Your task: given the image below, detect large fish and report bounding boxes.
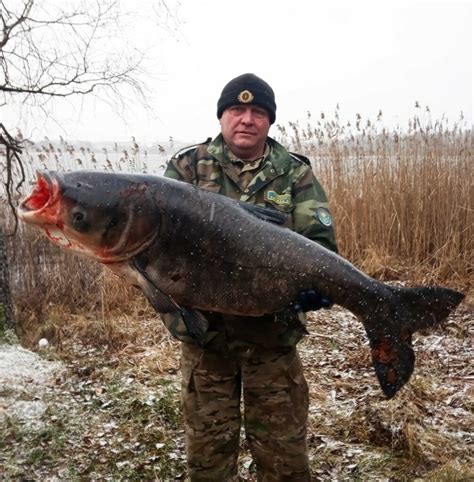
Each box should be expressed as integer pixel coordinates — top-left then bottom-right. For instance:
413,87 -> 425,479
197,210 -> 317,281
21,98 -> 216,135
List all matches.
18,170 -> 464,398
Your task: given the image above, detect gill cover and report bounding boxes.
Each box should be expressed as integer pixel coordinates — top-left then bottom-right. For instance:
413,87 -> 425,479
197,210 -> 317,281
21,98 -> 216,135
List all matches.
20,170 -> 162,262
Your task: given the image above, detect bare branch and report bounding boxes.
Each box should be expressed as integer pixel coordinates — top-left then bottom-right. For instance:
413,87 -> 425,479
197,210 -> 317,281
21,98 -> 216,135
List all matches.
0,122 -> 25,236
0,0 -> 177,112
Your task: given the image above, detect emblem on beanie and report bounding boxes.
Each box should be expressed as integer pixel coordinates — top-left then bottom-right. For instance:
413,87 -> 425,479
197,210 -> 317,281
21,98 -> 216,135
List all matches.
237,90 -> 254,103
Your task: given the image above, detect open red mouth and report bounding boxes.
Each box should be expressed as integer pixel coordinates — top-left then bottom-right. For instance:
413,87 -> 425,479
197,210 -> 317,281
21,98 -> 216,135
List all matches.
23,174 -> 52,211
18,172 -> 62,226
18,172 -> 71,247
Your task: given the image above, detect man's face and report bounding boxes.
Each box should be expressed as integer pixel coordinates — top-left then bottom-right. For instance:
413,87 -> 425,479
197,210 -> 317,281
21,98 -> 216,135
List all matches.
220,105 -> 271,159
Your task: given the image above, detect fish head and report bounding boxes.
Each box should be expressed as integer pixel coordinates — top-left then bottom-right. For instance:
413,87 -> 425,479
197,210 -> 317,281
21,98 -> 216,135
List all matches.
18,170 -> 161,263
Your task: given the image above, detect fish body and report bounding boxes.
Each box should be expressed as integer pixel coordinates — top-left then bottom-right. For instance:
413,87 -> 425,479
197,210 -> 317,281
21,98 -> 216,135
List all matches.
18,170 -> 464,398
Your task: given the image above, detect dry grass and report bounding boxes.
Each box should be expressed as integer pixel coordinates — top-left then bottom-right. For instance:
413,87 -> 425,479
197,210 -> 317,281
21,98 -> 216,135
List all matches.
1,301 -> 471,480
300,304 -> 473,480
277,108 -> 472,290
0,111 -> 472,478
1,110 -> 471,344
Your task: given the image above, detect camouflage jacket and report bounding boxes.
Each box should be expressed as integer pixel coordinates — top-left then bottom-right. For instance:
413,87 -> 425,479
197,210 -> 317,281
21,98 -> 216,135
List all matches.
161,134 -> 338,348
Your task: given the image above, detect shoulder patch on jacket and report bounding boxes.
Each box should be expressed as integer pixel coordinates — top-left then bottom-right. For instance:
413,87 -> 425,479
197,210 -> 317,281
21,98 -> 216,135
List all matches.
174,138 -> 212,158
289,152 -> 311,166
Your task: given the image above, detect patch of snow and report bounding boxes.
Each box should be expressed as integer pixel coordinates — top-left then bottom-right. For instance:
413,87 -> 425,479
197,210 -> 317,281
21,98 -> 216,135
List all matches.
0,344 -> 63,430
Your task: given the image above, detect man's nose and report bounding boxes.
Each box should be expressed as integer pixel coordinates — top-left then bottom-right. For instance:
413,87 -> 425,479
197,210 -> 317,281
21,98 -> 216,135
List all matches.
240,108 -> 255,123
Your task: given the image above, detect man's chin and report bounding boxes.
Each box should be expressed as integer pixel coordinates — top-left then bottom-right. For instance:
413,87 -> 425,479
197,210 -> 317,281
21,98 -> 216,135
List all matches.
233,135 -> 257,147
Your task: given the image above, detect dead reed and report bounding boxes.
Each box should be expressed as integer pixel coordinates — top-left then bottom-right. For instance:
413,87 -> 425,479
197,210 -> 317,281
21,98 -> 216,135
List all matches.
277,107 -> 472,289
1,109 -> 472,341
1,114 -> 472,480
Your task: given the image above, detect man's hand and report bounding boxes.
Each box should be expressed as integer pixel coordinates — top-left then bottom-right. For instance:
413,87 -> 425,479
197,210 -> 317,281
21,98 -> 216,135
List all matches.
274,289 -> 332,327
292,289 -> 332,313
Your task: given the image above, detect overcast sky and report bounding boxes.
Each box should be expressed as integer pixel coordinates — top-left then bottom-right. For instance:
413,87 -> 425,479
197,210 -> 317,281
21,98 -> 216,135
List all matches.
5,0 -> 473,144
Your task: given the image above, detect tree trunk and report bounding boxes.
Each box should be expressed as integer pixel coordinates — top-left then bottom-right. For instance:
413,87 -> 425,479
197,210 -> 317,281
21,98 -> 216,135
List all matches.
0,233 -> 15,333
0,124 -> 21,335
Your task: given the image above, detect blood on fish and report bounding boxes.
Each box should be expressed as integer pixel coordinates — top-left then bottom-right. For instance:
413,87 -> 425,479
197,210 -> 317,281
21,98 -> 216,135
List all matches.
386,368 -> 398,385
371,337 -> 398,364
24,176 -> 50,210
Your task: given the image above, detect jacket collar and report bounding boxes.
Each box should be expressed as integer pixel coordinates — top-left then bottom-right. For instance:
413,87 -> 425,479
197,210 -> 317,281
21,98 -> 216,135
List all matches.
208,134 -> 293,174
207,134 -> 294,201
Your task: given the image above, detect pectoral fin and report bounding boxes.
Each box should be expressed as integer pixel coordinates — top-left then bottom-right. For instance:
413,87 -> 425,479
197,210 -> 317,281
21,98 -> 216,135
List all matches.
131,256 -> 208,344
180,308 -> 209,344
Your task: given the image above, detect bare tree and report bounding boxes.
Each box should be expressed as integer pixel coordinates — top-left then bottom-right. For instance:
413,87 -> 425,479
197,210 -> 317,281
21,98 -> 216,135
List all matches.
0,124 -> 23,333
0,0 -> 181,110
0,0 -> 180,334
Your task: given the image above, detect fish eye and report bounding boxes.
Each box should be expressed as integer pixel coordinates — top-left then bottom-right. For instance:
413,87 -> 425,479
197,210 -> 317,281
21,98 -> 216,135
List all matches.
71,207 -> 88,230
73,211 -> 85,223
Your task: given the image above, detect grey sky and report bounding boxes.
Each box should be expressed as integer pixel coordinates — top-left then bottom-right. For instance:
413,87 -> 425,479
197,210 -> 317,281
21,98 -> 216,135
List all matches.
5,0 -> 473,144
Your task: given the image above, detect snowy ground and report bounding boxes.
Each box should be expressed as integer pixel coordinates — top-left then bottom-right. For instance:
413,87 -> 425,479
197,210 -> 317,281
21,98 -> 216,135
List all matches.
0,344 -> 63,431
1,301 -> 472,480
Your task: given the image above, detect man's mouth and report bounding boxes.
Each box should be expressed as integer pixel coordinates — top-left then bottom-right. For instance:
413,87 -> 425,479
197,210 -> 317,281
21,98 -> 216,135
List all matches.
236,131 -> 255,136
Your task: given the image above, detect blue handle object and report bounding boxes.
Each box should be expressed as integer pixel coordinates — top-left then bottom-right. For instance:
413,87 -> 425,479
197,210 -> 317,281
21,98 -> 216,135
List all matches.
295,289 -> 332,312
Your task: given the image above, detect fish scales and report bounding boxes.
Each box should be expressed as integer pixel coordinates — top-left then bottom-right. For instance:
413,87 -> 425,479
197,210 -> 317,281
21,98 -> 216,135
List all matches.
18,170 -> 465,398
143,177 -> 367,315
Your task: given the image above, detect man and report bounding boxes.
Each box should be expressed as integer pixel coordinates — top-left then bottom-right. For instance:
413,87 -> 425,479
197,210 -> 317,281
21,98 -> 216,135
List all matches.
162,73 -> 337,481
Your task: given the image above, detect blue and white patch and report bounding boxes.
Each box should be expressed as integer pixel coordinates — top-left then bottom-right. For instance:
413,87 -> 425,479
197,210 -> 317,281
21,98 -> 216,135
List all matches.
315,207 -> 333,227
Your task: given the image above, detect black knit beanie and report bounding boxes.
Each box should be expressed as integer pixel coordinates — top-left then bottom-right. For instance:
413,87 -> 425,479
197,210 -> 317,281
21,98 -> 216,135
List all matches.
217,73 -> 276,124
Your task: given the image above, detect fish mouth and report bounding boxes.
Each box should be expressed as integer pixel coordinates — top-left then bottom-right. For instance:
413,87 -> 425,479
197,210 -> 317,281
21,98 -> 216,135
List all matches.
18,171 -> 72,248
18,170 -> 160,263
18,171 -> 60,223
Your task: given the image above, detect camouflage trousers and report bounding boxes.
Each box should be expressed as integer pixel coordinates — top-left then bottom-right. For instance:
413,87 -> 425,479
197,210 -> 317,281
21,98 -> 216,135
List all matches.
180,341 -> 311,481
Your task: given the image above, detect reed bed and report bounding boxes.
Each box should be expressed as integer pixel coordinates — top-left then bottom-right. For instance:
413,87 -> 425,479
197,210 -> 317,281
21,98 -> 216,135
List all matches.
1,110 -> 472,337
1,112 -> 472,480
278,109 -> 472,288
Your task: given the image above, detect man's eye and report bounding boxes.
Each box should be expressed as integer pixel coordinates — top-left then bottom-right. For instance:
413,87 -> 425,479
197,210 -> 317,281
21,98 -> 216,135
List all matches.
252,109 -> 267,119
229,106 -> 244,115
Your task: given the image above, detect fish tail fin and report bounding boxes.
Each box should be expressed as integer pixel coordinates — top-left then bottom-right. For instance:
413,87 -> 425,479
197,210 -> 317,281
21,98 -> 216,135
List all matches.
394,286 -> 465,331
366,285 -> 464,399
